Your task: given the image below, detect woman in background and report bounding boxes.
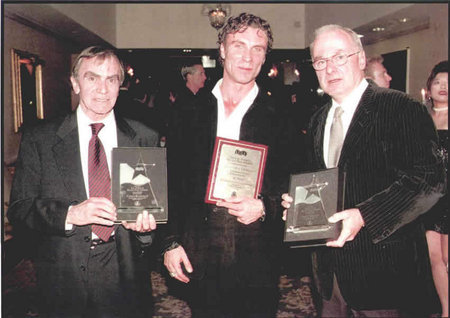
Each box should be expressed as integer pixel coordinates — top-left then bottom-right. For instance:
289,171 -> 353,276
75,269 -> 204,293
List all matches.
425,60 -> 448,318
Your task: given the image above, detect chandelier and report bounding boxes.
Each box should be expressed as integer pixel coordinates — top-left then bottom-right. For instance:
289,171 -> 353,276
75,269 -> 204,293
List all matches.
202,4 -> 231,30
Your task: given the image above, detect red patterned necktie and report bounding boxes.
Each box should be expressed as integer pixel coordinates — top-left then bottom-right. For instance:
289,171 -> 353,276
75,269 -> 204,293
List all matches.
89,123 -> 114,241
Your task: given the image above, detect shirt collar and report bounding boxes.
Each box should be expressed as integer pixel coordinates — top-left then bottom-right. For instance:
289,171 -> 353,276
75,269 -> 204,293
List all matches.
212,78 -> 259,106
331,78 -> 368,113
76,106 -> 116,129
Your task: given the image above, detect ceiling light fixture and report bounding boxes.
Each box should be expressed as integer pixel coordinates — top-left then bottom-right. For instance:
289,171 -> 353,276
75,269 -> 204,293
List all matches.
372,27 -> 385,32
202,4 -> 231,30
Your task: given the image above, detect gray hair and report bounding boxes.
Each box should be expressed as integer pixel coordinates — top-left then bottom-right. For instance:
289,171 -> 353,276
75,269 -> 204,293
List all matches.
310,24 -> 363,56
365,55 -> 384,77
71,46 -> 125,84
181,64 -> 202,81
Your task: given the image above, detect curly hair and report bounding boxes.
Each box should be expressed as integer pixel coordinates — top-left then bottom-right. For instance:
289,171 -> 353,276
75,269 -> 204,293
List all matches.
217,13 -> 273,65
426,60 -> 448,92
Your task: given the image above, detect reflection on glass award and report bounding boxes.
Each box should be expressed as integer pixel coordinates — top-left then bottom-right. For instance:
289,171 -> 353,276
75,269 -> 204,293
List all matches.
119,152 -> 161,211
287,174 -> 331,234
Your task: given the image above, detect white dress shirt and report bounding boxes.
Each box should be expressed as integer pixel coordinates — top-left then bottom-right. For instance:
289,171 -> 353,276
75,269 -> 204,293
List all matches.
323,79 -> 368,168
66,107 -> 118,233
213,79 -> 259,140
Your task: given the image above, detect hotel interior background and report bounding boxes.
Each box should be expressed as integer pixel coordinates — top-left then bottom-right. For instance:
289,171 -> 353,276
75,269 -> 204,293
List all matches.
3,1 -> 448,247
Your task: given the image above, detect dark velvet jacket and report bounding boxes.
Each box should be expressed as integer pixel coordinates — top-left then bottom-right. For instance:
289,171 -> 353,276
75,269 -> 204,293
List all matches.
307,83 -> 445,311
164,88 -> 291,287
8,112 -> 159,317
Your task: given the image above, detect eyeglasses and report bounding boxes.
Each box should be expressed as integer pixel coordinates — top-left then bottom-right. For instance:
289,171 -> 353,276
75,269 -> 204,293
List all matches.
312,51 -> 360,71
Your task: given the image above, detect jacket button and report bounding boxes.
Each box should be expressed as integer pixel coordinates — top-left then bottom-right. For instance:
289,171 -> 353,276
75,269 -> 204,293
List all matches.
204,216 -> 208,222
80,265 -> 86,271
84,236 -> 90,242
212,207 -> 218,213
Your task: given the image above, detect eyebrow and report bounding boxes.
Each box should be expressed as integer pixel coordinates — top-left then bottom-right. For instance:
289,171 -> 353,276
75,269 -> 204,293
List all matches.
83,71 -> 119,80
230,39 -> 245,46
84,71 -> 100,78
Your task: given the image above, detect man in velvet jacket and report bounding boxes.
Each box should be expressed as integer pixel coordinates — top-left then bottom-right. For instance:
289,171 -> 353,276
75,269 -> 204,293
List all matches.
162,13 -> 291,317
8,47 -> 159,317
283,25 -> 444,316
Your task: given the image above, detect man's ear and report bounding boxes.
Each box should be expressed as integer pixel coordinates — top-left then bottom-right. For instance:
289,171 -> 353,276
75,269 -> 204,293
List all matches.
358,50 -> 367,71
70,76 -> 80,94
220,43 -> 226,61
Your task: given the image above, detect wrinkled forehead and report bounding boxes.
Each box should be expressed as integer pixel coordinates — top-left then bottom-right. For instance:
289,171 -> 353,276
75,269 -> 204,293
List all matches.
80,55 -> 119,69
312,29 -> 355,57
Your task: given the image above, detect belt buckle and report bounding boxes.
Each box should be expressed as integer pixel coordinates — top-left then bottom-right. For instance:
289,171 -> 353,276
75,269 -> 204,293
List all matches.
90,236 -> 114,249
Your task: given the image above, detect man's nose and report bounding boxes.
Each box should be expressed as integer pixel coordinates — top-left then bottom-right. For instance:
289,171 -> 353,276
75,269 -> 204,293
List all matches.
325,60 -> 336,74
97,80 -> 108,93
242,49 -> 252,62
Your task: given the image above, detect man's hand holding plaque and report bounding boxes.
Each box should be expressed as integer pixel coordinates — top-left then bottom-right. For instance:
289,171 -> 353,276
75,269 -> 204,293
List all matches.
112,147 -> 168,224
282,168 -> 345,247
217,196 -> 265,225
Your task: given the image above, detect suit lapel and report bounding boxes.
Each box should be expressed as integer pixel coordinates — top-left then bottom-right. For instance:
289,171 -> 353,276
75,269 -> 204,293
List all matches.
313,103 -> 331,168
339,86 -> 376,166
206,94 -> 218,157
116,115 -> 137,147
53,113 -> 87,201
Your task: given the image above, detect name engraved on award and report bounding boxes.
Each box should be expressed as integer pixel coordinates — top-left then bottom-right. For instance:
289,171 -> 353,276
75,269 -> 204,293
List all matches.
284,168 -> 345,247
205,137 -> 267,204
112,147 -> 168,224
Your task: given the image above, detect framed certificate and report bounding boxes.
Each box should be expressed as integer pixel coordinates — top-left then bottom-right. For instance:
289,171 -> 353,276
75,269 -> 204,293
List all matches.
205,137 -> 268,204
284,168 -> 345,247
112,147 -> 168,224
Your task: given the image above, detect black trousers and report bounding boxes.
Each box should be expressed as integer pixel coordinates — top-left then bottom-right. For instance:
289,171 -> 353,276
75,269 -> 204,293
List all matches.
186,266 -> 279,318
84,241 -> 123,318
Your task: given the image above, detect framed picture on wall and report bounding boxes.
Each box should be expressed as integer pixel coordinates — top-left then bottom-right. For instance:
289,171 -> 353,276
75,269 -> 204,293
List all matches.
382,48 -> 409,93
11,49 -> 45,132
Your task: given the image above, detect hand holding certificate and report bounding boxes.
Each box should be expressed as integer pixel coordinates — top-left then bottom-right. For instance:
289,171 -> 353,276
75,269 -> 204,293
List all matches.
205,137 -> 268,204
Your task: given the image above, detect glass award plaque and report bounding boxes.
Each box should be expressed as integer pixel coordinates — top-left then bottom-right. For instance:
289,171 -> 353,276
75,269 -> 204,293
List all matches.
112,147 -> 168,224
284,168 -> 345,247
205,137 -> 268,204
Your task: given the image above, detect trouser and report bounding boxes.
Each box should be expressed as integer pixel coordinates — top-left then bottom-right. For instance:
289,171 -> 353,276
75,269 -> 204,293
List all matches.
320,275 -> 409,318
84,239 -> 123,318
188,281 -> 278,318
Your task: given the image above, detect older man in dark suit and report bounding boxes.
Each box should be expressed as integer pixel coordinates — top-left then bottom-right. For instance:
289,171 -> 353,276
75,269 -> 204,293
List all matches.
8,46 -> 159,317
283,24 -> 444,317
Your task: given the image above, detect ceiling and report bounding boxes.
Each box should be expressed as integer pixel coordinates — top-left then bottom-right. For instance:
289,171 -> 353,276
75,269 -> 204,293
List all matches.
4,3 -> 441,51
4,4 -> 113,51
354,4 -> 433,46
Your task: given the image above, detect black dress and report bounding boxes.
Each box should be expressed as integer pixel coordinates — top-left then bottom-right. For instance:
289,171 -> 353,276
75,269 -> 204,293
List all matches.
424,129 -> 448,234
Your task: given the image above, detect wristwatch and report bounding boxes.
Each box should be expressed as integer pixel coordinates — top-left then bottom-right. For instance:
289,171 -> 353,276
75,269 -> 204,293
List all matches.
258,194 -> 266,222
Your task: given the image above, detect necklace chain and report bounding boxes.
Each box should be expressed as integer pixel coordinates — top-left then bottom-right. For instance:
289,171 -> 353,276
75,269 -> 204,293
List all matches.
433,106 -> 448,112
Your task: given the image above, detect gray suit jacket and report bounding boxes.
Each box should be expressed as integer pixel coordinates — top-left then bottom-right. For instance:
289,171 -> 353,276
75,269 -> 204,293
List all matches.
8,111 -> 159,316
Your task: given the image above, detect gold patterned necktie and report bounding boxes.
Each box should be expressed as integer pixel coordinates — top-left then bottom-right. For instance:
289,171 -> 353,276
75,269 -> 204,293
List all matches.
89,123 -> 114,241
328,106 -> 344,168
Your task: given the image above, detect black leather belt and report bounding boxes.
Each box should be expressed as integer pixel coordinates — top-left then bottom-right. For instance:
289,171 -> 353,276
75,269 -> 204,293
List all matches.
90,236 -> 115,248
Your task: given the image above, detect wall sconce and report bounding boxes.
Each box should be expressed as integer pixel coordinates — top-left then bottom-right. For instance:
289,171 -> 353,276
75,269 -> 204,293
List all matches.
202,4 -> 231,30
